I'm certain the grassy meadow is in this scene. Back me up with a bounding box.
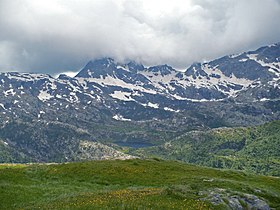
[0,159,279,209]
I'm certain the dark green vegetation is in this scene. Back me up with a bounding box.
[0,120,135,163]
[0,159,279,210]
[133,121,280,176]
[0,120,91,162]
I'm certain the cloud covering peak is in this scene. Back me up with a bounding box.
[0,0,280,75]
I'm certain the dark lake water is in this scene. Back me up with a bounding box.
[115,142,154,149]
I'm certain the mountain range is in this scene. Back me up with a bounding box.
[0,43,279,164]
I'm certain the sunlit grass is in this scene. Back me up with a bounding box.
[0,159,279,209]
[0,163,27,169]
[24,188,211,210]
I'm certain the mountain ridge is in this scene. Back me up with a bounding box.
[0,43,279,163]
[0,43,279,123]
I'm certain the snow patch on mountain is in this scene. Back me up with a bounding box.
[140,102,160,109]
[38,90,54,101]
[0,103,6,110]
[110,91,135,101]
[112,114,132,121]
[77,76,157,95]
[4,89,16,96]
[163,107,180,112]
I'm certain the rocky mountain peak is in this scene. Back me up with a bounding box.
[75,57,116,78]
[57,74,72,80]
[147,64,176,76]
[126,61,145,72]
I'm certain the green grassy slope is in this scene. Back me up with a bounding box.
[133,121,280,176]
[0,160,279,209]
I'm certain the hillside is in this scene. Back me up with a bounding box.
[0,159,279,209]
[0,120,134,163]
[132,121,280,176]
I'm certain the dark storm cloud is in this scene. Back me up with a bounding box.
[0,0,280,75]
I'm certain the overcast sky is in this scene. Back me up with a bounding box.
[0,0,280,75]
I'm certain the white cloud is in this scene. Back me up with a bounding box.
[0,0,279,74]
